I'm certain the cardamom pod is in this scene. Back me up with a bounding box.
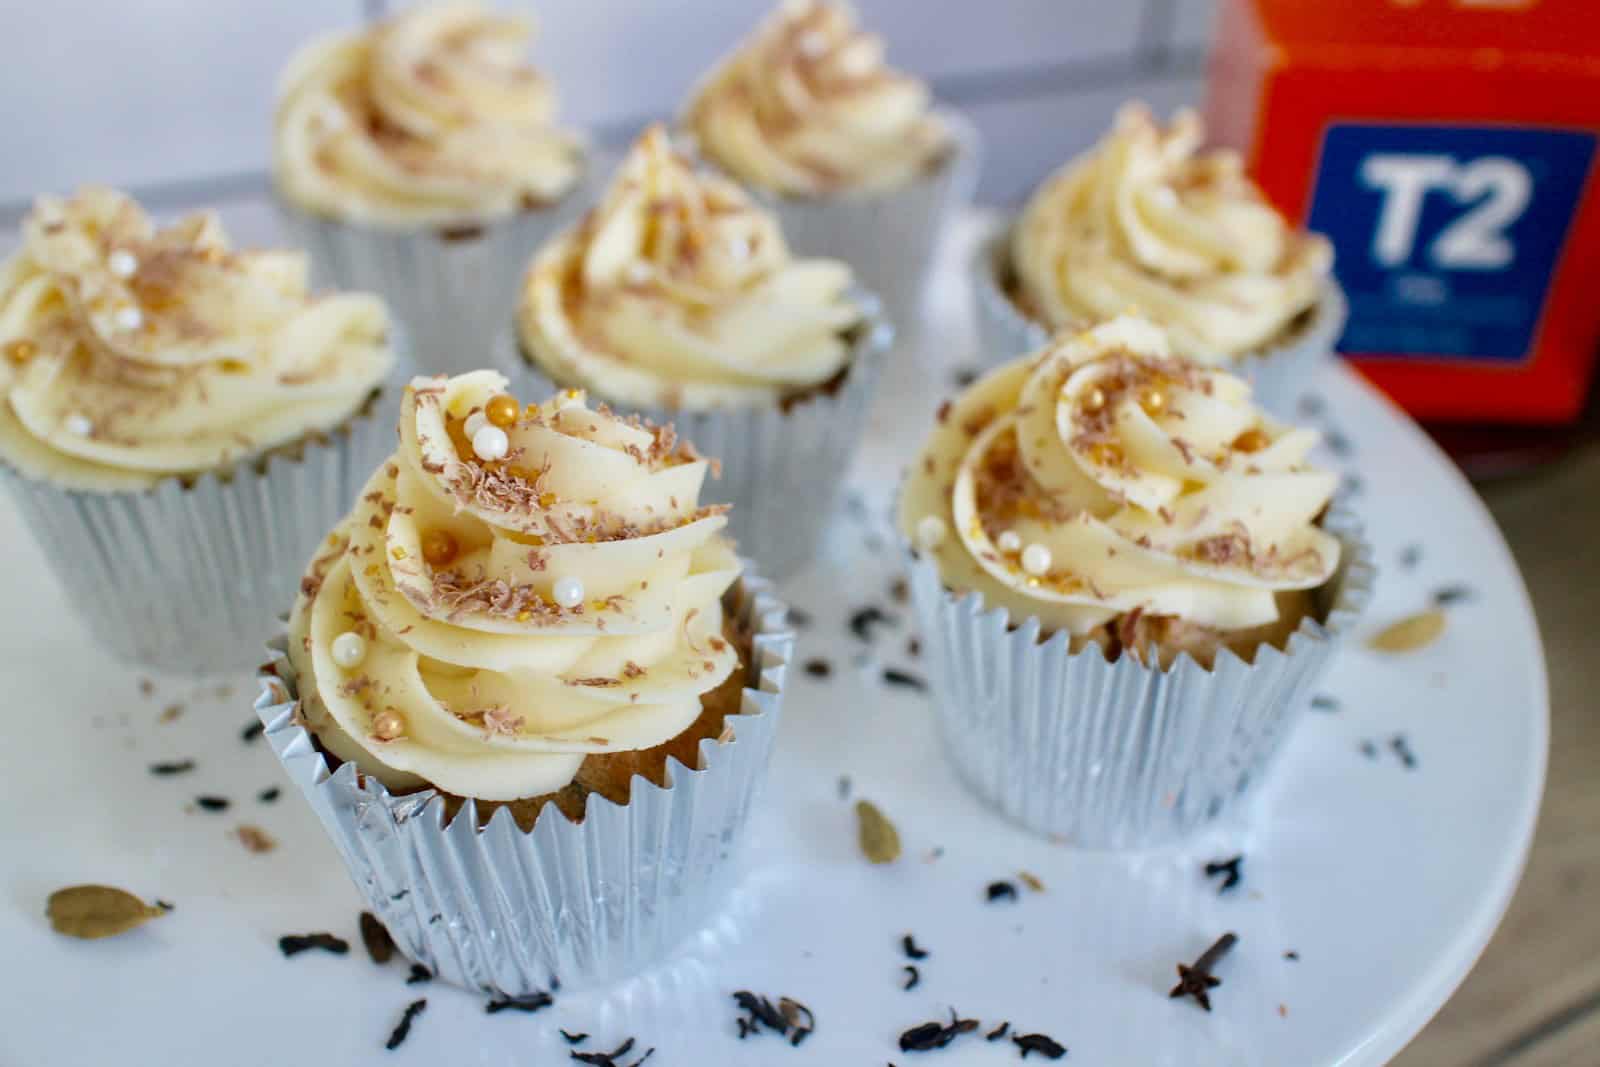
[47,885,166,939]
[856,799,901,864]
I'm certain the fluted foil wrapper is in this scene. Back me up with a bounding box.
[0,369,405,675]
[749,112,981,338]
[278,174,596,378]
[254,571,794,994]
[970,226,1350,415]
[499,292,893,579]
[902,505,1375,849]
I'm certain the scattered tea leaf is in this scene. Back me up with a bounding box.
[47,885,167,940]
[803,658,832,679]
[561,1030,589,1045]
[149,759,195,776]
[159,703,183,723]
[385,998,426,1050]
[360,911,396,964]
[1013,1032,1068,1059]
[856,800,901,864]
[279,932,349,957]
[241,720,265,743]
[1432,584,1474,606]
[258,786,281,803]
[902,964,920,990]
[236,825,276,853]
[405,963,432,984]
[195,795,230,812]
[987,1021,1011,1041]
[1368,610,1445,653]
[882,668,927,692]
[1018,871,1045,893]
[485,991,554,1014]
[987,880,1018,902]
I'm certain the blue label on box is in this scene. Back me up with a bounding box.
[1306,122,1595,361]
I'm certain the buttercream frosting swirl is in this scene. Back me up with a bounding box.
[0,187,394,490]
[1013,105,1333,361]
[900,316,1340,647]
[684,0,950,197]
[518,125,862,409]
[274,1,583,226]
[288,370,742,801]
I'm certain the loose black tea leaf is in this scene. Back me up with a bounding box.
[804,658,833,678]
[1017,871,1045,893]
[485,991,554,1014]
[1310,695,1340,712]
[902,965,920,991]
[899,1010,980,1051]
[279,932,350,958]
[1390,734,1419,769]
[561,1030,589,1045]
[1284,951,1300,961]
[1013,1033,1068,1059]
[901,934,929,960]
[733,991,787,1032]
[1432,584,1474,606]
[1169,932,1238,1012]
[359,911,395,964]
[47,885,167,939]
[849,605,894,642]
[786,607,813,628]
[986,1022,1011,1041]
[405,964,432,984]
[571,1037,636,1065]
[258,786,281,803]
[882,668,927,692]
[149,759,195,776]
[1203,855,1244,894]
[384,999,426,1051]
[986,881,1018,902]
[241,720,265,743]
[731,991,813,1045]
[195,795,230,812]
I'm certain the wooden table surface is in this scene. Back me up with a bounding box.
[1394,438,1600,1066]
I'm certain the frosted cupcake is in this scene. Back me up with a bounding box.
[899,315,1372,846]
[0,187,397,673]
[979,105,1343,411]
[274,1,587,374]
[256,370,793,992]
[507,125,892,578]
[683,0,978,331]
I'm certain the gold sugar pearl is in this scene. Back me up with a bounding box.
[485,393,521,429]
[371,709,406,741]
[1139,388,1166,415]
[5,340,36,365]
[1088,442,1124,467]
[1232,428,1270,454]
[1082,387,1107,413]
[421,529,459,567]
[538,492,558,509]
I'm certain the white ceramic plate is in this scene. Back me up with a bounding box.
[0,216,1545,1066]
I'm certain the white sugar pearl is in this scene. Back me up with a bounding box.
[331,631,367,670]
[996,530,1022,554]
[463,411,488,439]
[915,515,947,550]
[1021,543,1053,577]
[114,306,143,331]
[63,413,93,437]
[107,250,138,278]
[471,424,509,462]
[552,575,585,609]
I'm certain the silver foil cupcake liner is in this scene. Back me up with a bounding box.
[971,225,1350,415]
[277,176,597,379]
[902,505,1375,849]
[499,291,894,580]
[753,112,981,339]
[254,570,794,994]
[0,365,407,676]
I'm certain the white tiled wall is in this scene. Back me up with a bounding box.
[0,0,1217,213]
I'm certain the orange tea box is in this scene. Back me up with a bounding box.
[1208,0,1600,423]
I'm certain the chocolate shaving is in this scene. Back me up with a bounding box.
[486,991,554,1014]
[384,998,426,1050]
[279,932,349,957]
[149,759,195,776]
[359,911,396,964]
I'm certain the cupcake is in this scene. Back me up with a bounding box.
[507,124,893,578]
[683,0,979,332]
[273,1,587,375]
[0,187,397,673]
[256,370,793,992]
[898,315,1372,847]
[978,105,1344,411]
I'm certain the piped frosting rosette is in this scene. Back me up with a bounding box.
[519,125,861,410]
[290,370,740,801]
[1013,105,1332,362]
[901,315,1341,644]
[274,1,583,226]
[684,0,950,197]
[0,187,393,490]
